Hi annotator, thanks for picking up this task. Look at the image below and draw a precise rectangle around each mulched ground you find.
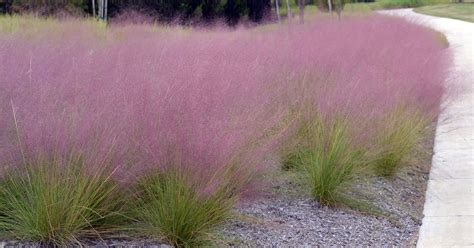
[220,130,435,247]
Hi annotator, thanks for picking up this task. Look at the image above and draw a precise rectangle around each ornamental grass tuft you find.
[371,106,430,177]
[131,168,235,247]
[0,154,126,246]
[284,115,367,206]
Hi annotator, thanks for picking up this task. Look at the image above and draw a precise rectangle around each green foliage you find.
[371,107,428,177]
[10,0,87,15]
[284,116,367,206]
[131,169,235,247]
[11,0,85,7]
[4,0,272,24]
[0,155,126,246]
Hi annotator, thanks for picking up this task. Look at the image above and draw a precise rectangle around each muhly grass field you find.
[0,14,450,247]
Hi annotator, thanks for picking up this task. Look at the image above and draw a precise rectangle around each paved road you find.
[380,9,474,248]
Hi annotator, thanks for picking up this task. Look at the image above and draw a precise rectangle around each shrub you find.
[0,154,125,246]
[131,168,235,247]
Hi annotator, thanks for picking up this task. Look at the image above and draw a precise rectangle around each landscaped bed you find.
[222,128,435,246]
[0,13,449,247]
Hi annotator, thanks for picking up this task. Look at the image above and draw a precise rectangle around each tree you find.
[275,0,281,23]
[8,0,282,25]
[318,0,344,18]
[183,0,202,19]
[286,0,291,22]
[327,0,332,15]
[247,0,271,22]
[98,0,102,19]
[224,0,242,25]
[0,0,13,14]
[334,0,344,19]
[104,0,108,21]
[297,0,304,23]
[202,0,219,20]
[92,0,95,17]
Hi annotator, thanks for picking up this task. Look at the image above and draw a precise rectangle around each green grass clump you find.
[0,155,125,246]
[372,107,428,177]
[131,169,235,247]
[284,116,367,206]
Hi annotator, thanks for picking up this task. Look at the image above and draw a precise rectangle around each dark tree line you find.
[0,0,364,24]
[3,0,273,24]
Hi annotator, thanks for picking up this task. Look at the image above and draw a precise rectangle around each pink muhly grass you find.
[0,14,449,206]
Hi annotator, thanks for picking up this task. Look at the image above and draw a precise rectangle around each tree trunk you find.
[298,0,304,24]
[327,0,332,16]
[275,0,281,23]
[98,0,103,19]
[104,0,108,21]
[286,0,291,22]
[92,0,95,17]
